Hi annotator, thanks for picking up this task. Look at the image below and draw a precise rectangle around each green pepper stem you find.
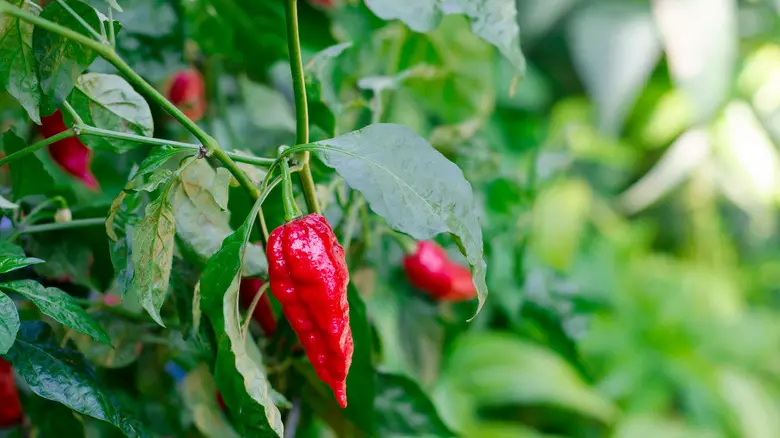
[284,0,320,216]
[0,129,75,168]
[281,157,303,222]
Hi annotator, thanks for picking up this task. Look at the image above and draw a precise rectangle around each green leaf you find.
[305,42,352,137]
[567,2,661,134]
[181,365,241,438]
[315,123,488,316]
[365,0,524,72]
[343,283,376,433]
[171,160,266,277]
[530,179,591,271]
[440,332,617,423]
[4,321,148,438]
[0,194,19,209]
[365,0,441,32]
[24,395,87,438]
[1,129,55,200]
[0,292,19,354]
[653,0,737,123]
[71,313,141,368]
[33,0,104,115]
[131,189,176,326]
[103,0,123,12]
[0,0,42,123]
[240,76,296,132]
[200,199,283,437]
[375,373,456,438]
[0,255,45,274]
[0,279,110,345]
[67,73,154,153]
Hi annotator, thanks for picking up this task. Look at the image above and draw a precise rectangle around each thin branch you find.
[54,0,105,43]
[242,282,269,341]
[21,217,104,234]
[0,129,75,168]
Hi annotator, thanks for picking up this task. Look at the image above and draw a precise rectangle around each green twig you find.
[284,0,320,215]
[20,217,104,234]
[107,7,115,48]
[0,129,75,168]
[242,282,270,341]
[62,100,84,125]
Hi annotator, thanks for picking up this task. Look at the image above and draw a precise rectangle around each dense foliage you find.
[1,0,779,437]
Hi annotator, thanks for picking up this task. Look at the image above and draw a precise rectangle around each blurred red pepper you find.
[239,277,278,337]
[267,213,353,408]
[40,110,98,189]
[0,359,23,428]
[166,68,206,122]
[308,0,334,7]
[403,241,476,302]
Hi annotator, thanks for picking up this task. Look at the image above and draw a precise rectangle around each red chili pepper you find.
[0,358,23,428]
[267,213,352,408]
[239,277,278,337]
[166,68,206,122]
[403,241,476,302]
[40,110,98,189]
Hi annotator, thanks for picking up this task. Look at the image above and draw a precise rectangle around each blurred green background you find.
[4,0,780,437]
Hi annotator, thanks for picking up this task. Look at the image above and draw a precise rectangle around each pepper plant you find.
[0,0,507,436]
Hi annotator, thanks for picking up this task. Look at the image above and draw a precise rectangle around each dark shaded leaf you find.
[375,373,456,437]
[33,0,103,115]
[181,365,240,438]
[0,279,110,345]
[0,0,42,123]
[343,283,376,433]
[23,395,86,438]
[0,292,19,354]
[315,124,487,316]
[1,129,55,200]
[71,312,142,368]
[4,321,148,437]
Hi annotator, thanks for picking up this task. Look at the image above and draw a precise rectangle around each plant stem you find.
[0,130,75,168]
[280,156,303,222]
[242,282,269,341]
[284,0,320,215]
[76,125,274,166]
[0,2,263,200]
[21,217,104,234]
[62,101,84,125]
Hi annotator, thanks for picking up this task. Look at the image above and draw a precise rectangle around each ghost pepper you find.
[166,68,206,122]
[0,358,23,428]
[40,111,98,189]
[239,277,278,336]
[403,241,476,302]
[266,213,353,408]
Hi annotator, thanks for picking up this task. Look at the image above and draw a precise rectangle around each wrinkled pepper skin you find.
[166,68,206,122]
[40,111,98,189]
[0,359,23,428]
[403,241,476,302]
[267,214,353,408]
[239,277,278,336]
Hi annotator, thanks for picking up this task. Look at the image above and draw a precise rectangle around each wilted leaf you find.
[68,73,154,153]
[200,199,283,437]
[0,0,42,123]
[33,0,104,115]
[0,292,19,354]
[131,189,176,326]
[212,167,231,210]
[0,279,110,345]
[172,160,266,277]
[314,123,487,316]
[5,321,148,437]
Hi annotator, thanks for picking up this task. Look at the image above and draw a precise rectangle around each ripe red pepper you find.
[0,358,23,428]
[239,277,278,337]
[166,68,206,122]
[40,110,98,189]
[266,213,353,408]
[403,241,476,302]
